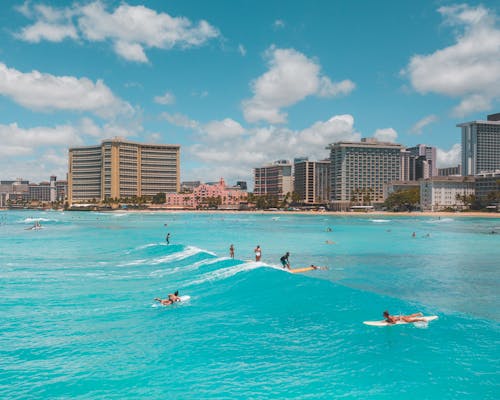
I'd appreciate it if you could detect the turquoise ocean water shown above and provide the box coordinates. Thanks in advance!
[1,210,499,399]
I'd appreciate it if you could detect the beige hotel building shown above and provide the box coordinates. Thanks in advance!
[68,138,180,204]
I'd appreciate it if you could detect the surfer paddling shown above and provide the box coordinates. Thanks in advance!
[155,290,181,306]
[383,310,427,324]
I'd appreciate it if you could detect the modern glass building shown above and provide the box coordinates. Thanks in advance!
[458,113,500,176]
[68,138,180,204]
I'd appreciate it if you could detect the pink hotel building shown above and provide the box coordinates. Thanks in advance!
[163,178,248,209]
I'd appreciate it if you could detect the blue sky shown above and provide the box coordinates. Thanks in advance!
[0,0,499,185]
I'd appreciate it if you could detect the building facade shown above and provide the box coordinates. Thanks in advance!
[29,182,51,202]
[438,165,462,176]
[458,113,500,176]
[163,178,247,209]
[407,144,437,179]
[68,138,180,204]
[0,179,29,207]
[474,171,500,205]
[293,159,330,204]
[328,138,403,210]
[253,160,293,201]
[420,176,475,211]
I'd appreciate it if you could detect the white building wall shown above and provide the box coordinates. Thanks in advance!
[420,179,475,211]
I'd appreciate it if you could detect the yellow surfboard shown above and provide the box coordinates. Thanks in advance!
[290,266,316,273]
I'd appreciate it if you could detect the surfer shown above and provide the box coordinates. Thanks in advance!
[383,310,426,324]
[280,252,291,269]
[229,244,234,258]
[155,290,181,306]
[166,232,170,244]
[310,265,328,270]
[254,245,261,261]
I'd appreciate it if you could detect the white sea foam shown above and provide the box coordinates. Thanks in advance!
[186,261,269,286]
[126,242,168,253]
[20,217,56,223]
[370,219,390,223]
[119,245,214,267]
[149,257,227,277]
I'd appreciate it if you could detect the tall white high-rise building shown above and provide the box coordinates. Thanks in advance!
[458,113,500,176]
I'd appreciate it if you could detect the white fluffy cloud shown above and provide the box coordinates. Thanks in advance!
[0,62,132,118]
[0,116,142,181]
[160,112,200,130]
[154,91,176,105]
[242,47,355,124]
[184,114,359,183]
[403,4,500,116]
[373,128,398,143]
[15,3,78,42]
[437,143,461,168]
[0,122,82,157]
[273,20,285,29]
[16,1,220,63]
[203,119,246,140]
[238,44,247,56]
[410,114,438,134]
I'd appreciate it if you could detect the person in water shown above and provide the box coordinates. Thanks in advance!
[310,265,328,270]
[166,232,170,244]
[280,252,291,269]
[254,245,262,261]
[229,244,235,258]
[383,310,426,324]
[155,290,181,306]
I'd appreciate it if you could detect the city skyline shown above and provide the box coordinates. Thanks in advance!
[0,1,499,185]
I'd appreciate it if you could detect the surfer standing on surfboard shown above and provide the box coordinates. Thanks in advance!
[383,311,427,324]
[280,252,291,269]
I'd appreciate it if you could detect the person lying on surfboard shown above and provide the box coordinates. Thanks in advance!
[155,290,181,305]
[310,265,328,270]
[383,310,427,324]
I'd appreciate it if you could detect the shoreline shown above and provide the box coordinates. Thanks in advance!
[1,207,498,218]
[121,209,500,218]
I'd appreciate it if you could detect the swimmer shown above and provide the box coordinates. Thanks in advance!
[254,245,262,261]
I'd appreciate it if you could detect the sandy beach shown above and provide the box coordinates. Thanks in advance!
[133,208,500,218]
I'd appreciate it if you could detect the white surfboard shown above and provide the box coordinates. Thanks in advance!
[363,315,438,326]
